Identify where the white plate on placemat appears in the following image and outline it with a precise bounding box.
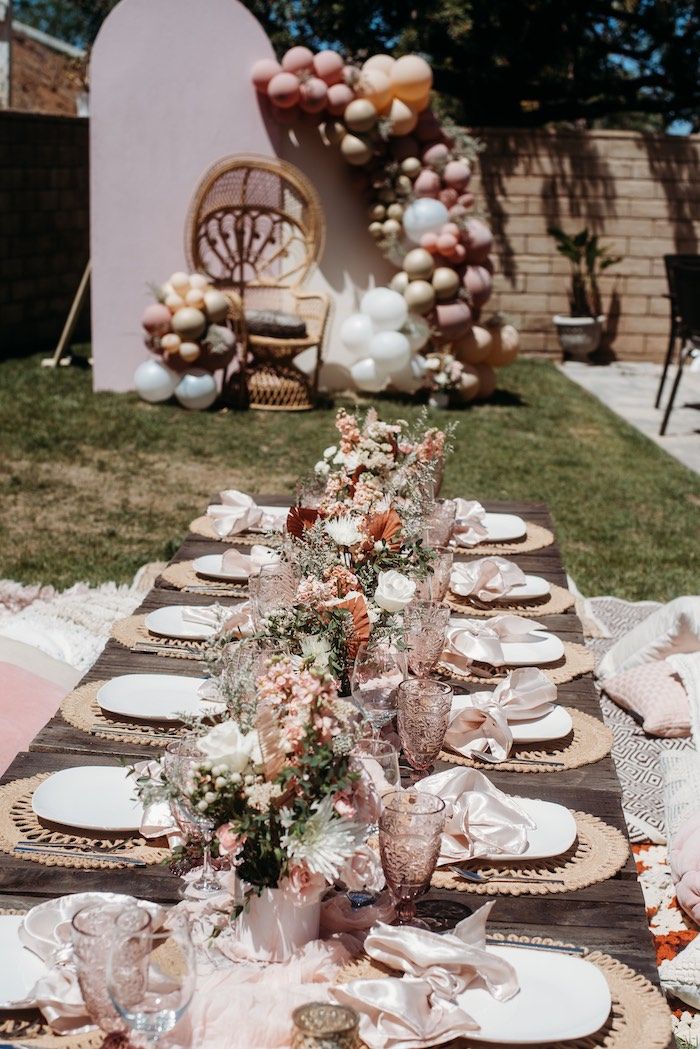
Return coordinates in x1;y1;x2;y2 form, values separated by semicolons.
461;943;611;1042
0;915;47;1009
450;696;573;744
32;767;143;832
97;674;217;722
450;621;565;667
451;574;551;603
481;513;527;543
193;554;250;582
144;606;219;641
468;798;577;862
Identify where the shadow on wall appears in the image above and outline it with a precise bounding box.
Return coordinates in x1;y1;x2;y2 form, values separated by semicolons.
477;129;618;284
641;133;700;254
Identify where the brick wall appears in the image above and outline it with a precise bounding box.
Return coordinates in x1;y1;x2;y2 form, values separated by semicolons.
472;127;700;360
0;110;89;356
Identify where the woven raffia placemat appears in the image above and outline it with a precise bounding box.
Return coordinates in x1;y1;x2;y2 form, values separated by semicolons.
431;810;629;896
437;641;594;686
61;680;188;748
445;581;575;617
0;773;169;869
158;559;249;597
189;515;278;545
111;615;208;661
338;934;672;1049
440;707;613;773
452;521;555;556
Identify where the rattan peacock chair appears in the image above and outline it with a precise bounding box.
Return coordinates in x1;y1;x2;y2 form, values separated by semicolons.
185;154;330;410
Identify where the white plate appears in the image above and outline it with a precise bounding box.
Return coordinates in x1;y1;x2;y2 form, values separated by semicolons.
461;943;611;1043
97;674;217;722
481;512;527;543
0;916;47;1009
193;554;250;582
32;767;143;832
465;797;577;862
452;574;551;602
450;621;565;667
451;695;573;742
144;606;219;641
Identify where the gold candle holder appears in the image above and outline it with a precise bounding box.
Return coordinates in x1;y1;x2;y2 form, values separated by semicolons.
291;1002;359;1049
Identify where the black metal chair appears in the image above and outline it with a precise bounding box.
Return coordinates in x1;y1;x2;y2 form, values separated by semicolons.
659;263;700;436
655;254;700;408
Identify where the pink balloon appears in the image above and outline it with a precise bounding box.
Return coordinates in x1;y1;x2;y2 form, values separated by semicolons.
449;204;468;220
463;217;494;263
422;142;450;166
268;71;301;109
439;188;459;207
458;192;475;208
251;58;282;94
443;222;461;237
326;82;355;116
435;300;472;340
141;303;172;336
420;232;439;252
415;109;442;143
312;49;345;85
443;159;471;190
299;76;328;113
414;168;442;197
281;46;314;74
437;233;458;254
452;243;467;262
463;265;493;306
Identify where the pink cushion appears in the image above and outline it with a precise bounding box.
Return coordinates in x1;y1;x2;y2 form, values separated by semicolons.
0;662;68;774
670;811;700;922
603;660;690;737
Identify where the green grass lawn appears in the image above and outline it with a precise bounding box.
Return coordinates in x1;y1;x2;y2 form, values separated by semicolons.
0;351;698;599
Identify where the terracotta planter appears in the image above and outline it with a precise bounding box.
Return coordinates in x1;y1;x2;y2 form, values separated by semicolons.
553;315;604;361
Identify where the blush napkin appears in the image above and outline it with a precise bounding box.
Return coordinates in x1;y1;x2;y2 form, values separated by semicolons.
450;557;527;602
220;544;280;578
442;614;541;670
206;490;286;538
451;499;490;548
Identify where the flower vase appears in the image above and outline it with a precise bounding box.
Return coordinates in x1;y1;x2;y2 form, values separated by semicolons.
233;887;321;962
428;391;450;410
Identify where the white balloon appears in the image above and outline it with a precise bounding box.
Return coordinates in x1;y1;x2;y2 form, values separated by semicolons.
389;353;429;394
350;357;387;393
367;330;411;373
403;314;431;352
360;287;408;332
403;198;450;244
340;312;374;359
174;370;218;410
133;358;179;403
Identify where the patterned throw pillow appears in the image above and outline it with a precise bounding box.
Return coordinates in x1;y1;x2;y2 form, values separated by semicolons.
603;660;690;737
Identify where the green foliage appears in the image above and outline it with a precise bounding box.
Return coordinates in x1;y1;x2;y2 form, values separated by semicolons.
548;227;622;317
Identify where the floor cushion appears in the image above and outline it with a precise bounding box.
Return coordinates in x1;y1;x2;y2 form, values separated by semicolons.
598;596;700;681
602;659;691;737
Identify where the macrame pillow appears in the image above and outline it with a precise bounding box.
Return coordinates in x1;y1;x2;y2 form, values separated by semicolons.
245;309;308;339
660;933;700;1008
602;660;690;737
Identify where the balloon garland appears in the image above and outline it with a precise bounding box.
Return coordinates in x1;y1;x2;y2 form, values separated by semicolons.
252;46;520;401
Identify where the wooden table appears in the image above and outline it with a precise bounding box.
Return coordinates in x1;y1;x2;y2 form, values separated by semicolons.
0;498;672;1044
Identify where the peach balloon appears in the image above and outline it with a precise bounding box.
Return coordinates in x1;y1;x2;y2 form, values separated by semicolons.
437;232;458;254
141;302;172;336
457;364;481;401
388;97;418;137
268;71;301;108
443;160;471;190
281;46;314;74
363;54;395;76
452;243;467;262
488;324;520;367
251;58;282;93
439;188;459;207
410;89;431;113
474;362;497;398
299;77;328;113
414;168;442;197
358;68;392;112
420;232;439;252
390;54;433;103
327;82;355;116
453;326;492;365
313;49;345;85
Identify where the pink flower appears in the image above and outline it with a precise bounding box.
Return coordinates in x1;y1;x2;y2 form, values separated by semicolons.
217;823;243;857
338;845;386;893
333;792;356;819
284;863;328;903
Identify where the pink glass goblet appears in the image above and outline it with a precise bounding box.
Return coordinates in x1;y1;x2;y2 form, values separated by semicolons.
397;677;453;772
379;790;446;926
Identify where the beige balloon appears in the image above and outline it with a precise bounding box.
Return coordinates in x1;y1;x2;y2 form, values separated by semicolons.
401;157;422;178
203;289;231;324
488;324;520;367
403;247;435;280
387;202;404;220
323;120;346;145
404;279;436;315
344;97;378;133
453;326;493;365
395;174;413;196
369;203;386;221
171;306;207;340
340;134;373;165
432;267;460;300
390;271;410;294
388;97;418;137
369;221;384;239
179;341;202;363
382;218;402;237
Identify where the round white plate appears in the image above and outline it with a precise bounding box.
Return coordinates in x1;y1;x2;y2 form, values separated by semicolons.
450;696;572;742
0;916;47;1009
470;797;577;862
193;554;249;582
452;574;551;602
97;674;217;722
481;512;527;543
32;767;143;832
144;606;219;641
460;943;611;1043
450;621;565;667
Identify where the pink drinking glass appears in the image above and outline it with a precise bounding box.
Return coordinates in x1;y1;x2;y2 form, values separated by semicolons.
397;677;453;771
403;601;451;676
379;790;446;926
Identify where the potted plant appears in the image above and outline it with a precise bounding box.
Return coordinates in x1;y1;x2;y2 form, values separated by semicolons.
548;227;621;360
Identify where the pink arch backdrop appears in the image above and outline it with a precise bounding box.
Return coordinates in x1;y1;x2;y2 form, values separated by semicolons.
90;0;393;391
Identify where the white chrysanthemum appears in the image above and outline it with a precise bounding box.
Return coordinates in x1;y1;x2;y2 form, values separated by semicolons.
281;796;366;881
325;516;364;547
300;634;332;673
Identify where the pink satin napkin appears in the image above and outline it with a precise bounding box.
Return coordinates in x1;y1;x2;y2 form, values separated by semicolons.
134;759;182;846
445;668;557;759
415;766;535;862
451;499;489;548
221;544;280;578
181;604;231;631
450;557;526;602
222;601;254;638
330;902;519;1049
17;892;162;1034
206;490;285;538
442;614;540;670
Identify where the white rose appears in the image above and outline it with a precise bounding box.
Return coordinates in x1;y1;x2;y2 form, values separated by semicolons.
197;721;262;773
314;460;330;477
374;570;417;612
